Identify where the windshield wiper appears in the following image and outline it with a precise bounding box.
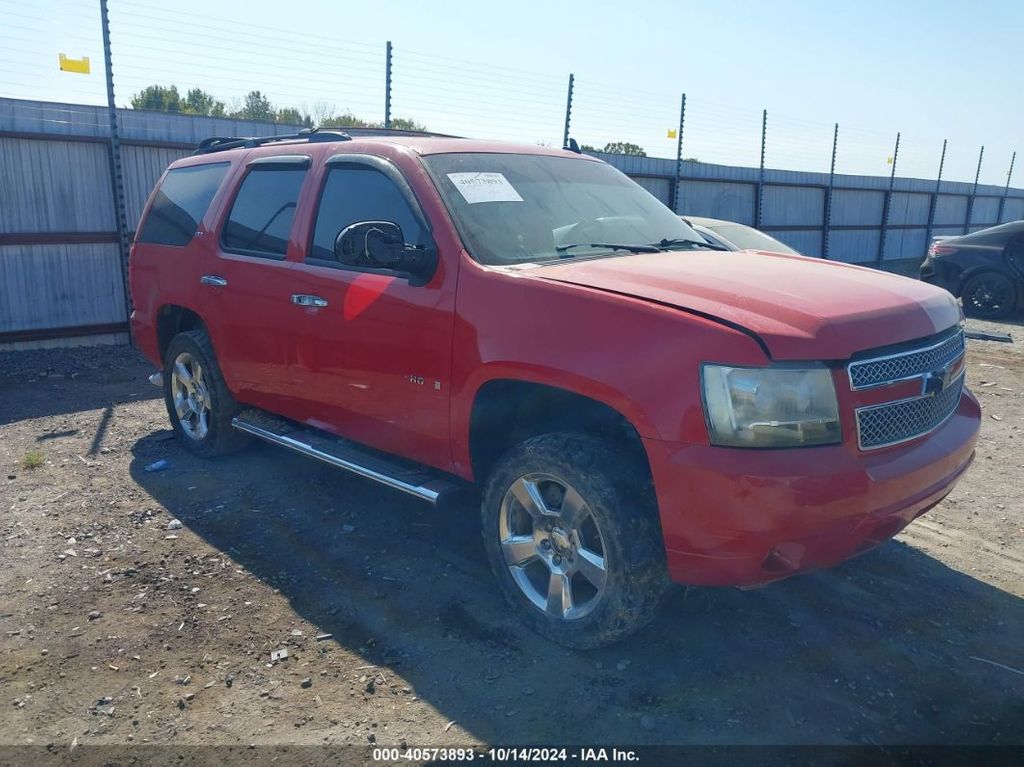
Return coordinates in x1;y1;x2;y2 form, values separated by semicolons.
555;242;662;256
655;237;727;251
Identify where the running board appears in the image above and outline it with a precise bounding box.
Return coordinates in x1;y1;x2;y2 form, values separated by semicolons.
231;411;460;505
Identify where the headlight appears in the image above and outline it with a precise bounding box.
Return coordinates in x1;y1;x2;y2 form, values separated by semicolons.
701;364;841;448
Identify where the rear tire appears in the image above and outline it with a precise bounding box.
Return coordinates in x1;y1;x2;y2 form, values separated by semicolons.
163;330;251;457
481;433;669;649
961;271;1016;319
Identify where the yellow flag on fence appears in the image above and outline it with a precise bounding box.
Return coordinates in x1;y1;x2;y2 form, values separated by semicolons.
59;54;90;74
667;129;678;139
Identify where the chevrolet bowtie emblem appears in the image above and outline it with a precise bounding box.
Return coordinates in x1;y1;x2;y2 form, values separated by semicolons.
922;354;965;396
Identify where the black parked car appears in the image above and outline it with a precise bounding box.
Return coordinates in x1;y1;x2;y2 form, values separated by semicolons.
921;221;1024;318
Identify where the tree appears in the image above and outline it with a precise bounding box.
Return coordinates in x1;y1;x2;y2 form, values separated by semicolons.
182;87;225;117
234;90;275;121
388;116;428;133
321;111;374;129
131;84;181;112
126;84;429;132
601;141;646;156
275;107;313;127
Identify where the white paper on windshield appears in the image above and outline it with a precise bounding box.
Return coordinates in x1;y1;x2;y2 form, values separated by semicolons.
447;172;523;204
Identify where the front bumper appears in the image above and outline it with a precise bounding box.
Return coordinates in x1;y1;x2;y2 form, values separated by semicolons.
920;257;964;296
643;389;980;587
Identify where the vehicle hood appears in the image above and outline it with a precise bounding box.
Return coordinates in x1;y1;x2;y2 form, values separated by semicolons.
536;250;961;360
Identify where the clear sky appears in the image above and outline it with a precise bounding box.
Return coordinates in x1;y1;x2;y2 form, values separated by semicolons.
2;0;1020;185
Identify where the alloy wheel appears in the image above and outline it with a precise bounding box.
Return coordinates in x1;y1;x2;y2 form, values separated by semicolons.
170;351;211;441
498;473;608;620
965;274;1013;317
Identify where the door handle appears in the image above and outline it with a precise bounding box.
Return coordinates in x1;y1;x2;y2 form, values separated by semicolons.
291;294;329;308
200;275;228;287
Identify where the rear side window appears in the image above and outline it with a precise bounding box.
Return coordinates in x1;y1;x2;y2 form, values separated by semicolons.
310;165;425;262
138;163;229;246
222;167;307;258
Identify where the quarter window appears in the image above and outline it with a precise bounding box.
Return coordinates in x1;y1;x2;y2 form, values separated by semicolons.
223;167;307;258
310;166;425;263
138;162;229;246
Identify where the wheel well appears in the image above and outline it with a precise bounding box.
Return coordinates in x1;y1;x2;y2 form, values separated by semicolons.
469;380;650;483
156;305;206;361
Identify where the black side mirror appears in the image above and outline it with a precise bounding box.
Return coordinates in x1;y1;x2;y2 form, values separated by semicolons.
334;221;437;282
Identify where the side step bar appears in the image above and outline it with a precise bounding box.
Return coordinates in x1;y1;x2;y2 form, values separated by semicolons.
231;411;460;505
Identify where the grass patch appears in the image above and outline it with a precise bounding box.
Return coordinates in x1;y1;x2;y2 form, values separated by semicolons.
22;451;45;470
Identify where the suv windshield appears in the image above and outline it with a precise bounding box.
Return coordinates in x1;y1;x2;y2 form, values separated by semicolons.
422;152;707;266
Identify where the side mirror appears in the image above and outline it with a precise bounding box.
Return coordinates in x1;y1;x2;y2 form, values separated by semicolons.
335;221;404;268
334;221;437;282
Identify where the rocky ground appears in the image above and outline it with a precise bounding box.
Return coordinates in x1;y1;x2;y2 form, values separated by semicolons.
0;320;1021;752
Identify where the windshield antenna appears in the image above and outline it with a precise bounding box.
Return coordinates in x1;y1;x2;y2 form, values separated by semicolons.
564;137;582;154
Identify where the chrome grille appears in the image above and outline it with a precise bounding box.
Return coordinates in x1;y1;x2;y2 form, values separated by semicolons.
848;330;965;390
855;373;964;449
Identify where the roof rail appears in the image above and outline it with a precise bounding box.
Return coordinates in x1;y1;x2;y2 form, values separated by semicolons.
192;128;353;155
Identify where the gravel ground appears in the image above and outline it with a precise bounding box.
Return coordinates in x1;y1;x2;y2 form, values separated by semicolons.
0;320;1021;751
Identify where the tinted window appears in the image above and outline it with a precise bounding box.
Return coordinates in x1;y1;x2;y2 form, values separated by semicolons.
223;167;307;257
310;166;425;262
138;163;229;246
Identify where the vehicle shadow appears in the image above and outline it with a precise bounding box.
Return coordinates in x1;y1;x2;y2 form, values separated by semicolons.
129;433;1023;746
0;358;160;427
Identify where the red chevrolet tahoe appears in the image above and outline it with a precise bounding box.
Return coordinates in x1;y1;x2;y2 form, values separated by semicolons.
130;130;980;648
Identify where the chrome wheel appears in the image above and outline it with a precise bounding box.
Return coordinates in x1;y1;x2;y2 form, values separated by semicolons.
170;351;211;441
498;473;608;621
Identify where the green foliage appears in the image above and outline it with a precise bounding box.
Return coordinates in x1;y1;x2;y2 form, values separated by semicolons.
237;90;275;121
388;116;429;132
577;142;647;156
275;107;313;128
22;451;44;469
183;88;225;117
320;111;374;129
131;84;182;112
601;141;647;156
128;84;428;132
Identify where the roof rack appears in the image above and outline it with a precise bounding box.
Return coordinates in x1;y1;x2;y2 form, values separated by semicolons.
192;128;353;155
193;126;463;155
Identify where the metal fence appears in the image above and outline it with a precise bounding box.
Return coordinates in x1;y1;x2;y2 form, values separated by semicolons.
3;95;1021;346
0;0;1021;344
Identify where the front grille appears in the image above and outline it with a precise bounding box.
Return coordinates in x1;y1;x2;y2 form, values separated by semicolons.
848;330;965;390
855;373;964;449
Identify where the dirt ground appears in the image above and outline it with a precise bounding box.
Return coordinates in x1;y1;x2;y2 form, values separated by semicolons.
0;320;1021;750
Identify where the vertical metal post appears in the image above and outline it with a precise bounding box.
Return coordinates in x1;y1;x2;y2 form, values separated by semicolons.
755;109;767;227
822;122;838;259
964;145;984;233
924;139;947;247
562;73;574;149
384;41;392;129
672;93;686;213
876;132;900;266
99;0;132;329
997;151;1016;224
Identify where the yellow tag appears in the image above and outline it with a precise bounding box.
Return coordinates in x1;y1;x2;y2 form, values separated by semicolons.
667;129;677;139
886;156;894;165
59;54;91;74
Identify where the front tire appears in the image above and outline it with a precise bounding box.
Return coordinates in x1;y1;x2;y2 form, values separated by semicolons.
961;271;1016;319
481;433;669;649
163;330;250;457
